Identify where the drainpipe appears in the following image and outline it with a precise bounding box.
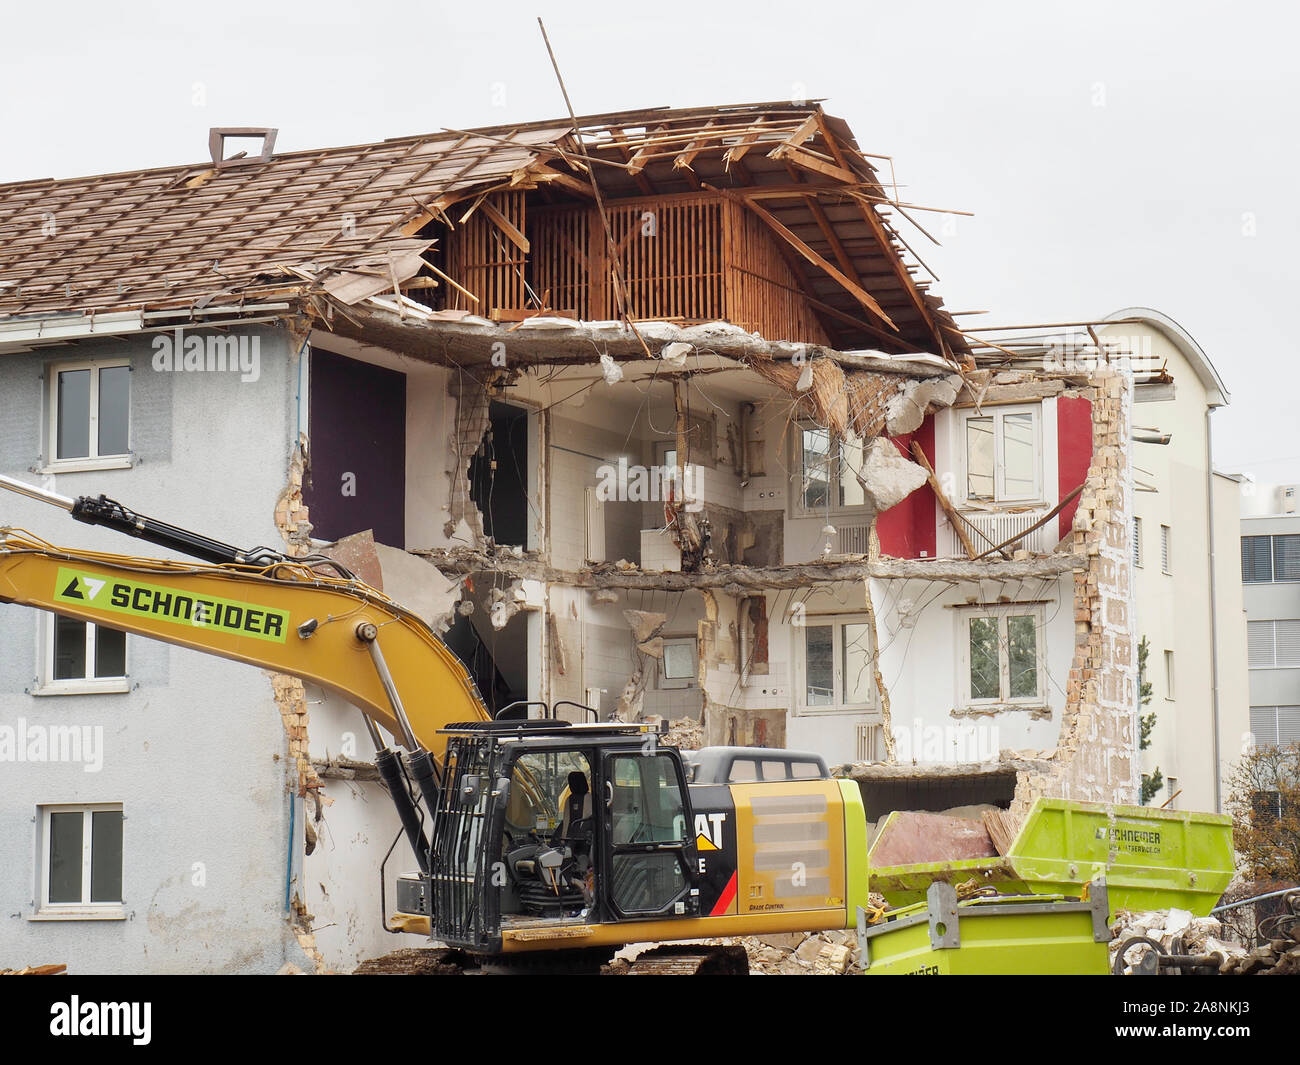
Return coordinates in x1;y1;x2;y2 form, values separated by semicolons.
1205;406;1223;813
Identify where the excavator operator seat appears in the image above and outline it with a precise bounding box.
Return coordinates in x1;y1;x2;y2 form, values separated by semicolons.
557;771;593;846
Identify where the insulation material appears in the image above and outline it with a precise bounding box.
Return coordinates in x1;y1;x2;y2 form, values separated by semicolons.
600;352;624;384
749;357;910;439
660;341;692;367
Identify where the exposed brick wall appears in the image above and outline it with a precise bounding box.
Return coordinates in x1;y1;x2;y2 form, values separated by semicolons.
1012;371;1139;815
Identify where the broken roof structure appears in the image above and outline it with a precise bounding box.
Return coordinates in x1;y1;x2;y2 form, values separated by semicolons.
0;102;968;363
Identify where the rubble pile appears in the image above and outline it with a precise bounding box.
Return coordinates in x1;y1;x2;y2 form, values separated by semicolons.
661;715;705;750
1219;909;1300;976
1110;908;1247;973
739;930;858;975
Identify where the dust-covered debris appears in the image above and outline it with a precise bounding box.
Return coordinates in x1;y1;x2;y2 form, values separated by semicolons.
1109;909;1247;974
661;715;705;750
625;930;864;975
353;948;467;975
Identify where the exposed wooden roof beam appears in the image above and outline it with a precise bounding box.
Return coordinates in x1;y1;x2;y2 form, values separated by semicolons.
705;182;895;329
608;127;656;195
813;115;949;358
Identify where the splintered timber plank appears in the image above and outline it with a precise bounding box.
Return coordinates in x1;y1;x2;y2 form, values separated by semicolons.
982;809;1020;857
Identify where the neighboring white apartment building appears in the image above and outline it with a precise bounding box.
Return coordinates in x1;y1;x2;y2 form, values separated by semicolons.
1097;309;1249;813
1240;482;1300;757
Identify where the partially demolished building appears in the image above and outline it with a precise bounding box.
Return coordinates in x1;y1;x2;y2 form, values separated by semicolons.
0;103;1155;970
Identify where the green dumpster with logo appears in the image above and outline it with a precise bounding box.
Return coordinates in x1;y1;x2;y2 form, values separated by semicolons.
856;799;1235;975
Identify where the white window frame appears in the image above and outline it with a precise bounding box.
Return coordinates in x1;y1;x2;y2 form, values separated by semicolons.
958;403;1044;507
44;358;133;473
1133;516;1143;568
790;424;873;519
656;636;698;691
34;613;129;696
31;803;125;921
956;603;1048;710
1160;524;1171;575
1164;649;1175;701
792;613;880;716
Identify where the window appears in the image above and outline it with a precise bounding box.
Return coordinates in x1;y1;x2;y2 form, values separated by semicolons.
1134;516;1143;568
793;426;871;516
38;614;128;695
657;637;698;690
1160;524;1171;574
35;804;124;918
1250;706;1300;747
958;605;1045;707
1247;621;1300;669
794;615;877;714
1164;650;1175;700
1241;535;1271;582
607;754;690;916
961;405;1041;505
46;359;132;471
1241;534;1300;583
1276;536;1300;581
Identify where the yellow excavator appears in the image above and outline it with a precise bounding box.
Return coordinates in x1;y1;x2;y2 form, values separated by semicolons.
0;475;1235;974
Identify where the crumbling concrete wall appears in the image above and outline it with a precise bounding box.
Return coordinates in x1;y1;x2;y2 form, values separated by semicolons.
1012;371;1139;814
445;370;491;545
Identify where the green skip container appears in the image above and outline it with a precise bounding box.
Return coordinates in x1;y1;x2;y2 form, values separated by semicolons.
867;797;1235;918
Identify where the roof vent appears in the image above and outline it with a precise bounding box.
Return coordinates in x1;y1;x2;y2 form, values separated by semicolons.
208;127;278;167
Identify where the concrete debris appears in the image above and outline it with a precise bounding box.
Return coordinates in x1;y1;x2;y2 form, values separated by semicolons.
353;949;464;975
795;361;814;392
857;438;928;512
615;670;645;718
661;715;705;750
1110;909;1249;974
636;636;665;658
623;609;666;643
714;930;864;975
592;588;620;604
373;542;460;633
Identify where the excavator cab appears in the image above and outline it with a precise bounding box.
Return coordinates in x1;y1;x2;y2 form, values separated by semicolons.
413;720;701;954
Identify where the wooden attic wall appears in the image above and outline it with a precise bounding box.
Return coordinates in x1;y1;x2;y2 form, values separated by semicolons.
442;190;528;313
441;190;829;345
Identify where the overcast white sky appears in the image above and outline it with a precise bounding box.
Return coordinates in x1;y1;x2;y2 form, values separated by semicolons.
3;1;1295;485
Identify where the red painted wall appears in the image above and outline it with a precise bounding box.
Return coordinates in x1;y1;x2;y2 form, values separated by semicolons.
1056;395;1093;541
876;415;937;559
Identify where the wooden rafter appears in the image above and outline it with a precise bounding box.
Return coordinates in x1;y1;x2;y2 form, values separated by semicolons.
608;127;656;195
479;198;530;254
673;118;716;172
526;162;598;199
813;114;949;358
705;182;894;329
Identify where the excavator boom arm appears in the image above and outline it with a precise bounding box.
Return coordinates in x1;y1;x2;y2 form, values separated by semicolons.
0;529;488;757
